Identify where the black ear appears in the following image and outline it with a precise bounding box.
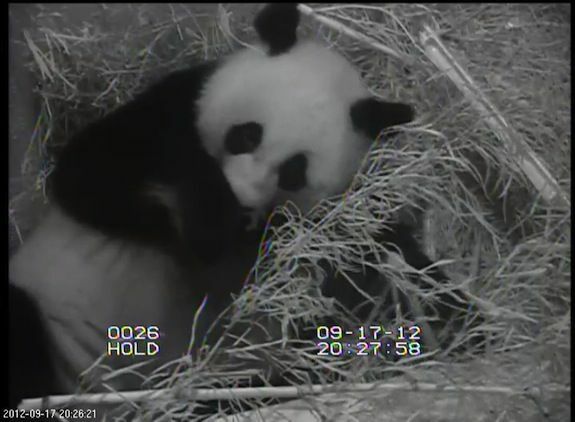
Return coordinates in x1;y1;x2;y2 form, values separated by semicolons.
254;3;300;56
350;98;415;140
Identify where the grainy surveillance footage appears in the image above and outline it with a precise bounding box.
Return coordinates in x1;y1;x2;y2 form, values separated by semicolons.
8;3;571;421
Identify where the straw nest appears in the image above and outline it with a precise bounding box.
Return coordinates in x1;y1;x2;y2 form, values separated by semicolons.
10;4;570;421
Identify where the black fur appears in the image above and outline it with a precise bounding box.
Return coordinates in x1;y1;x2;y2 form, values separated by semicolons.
278;152;308;192
321;223;451;321
254;3;300;56
49;63;249;269
350;98;415;140
224;122;263;155
319;222;481;351
9;284;59;410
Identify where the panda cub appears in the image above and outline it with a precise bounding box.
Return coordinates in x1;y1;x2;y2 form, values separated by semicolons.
10;3;475;412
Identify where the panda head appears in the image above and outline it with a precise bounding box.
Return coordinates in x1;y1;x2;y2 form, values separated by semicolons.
46;4;416;264
197;4;415;214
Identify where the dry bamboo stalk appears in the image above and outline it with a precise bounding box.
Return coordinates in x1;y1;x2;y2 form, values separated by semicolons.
420;25;570;209
18;381;570;410
297;4;412;64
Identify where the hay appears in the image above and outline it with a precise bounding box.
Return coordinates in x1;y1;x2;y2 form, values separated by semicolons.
11;3;570;421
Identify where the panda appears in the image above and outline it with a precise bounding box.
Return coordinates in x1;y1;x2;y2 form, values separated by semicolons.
9;3;478;415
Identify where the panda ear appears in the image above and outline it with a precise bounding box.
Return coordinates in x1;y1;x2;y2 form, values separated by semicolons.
350;98;415;140
254;3;300;56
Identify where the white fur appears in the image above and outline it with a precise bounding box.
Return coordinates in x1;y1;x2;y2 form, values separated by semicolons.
197;41;372;213
223;154;278;208
9;207;252;392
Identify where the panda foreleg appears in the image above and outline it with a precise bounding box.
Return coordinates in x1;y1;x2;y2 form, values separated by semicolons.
9;283;60;409
377;222;484;351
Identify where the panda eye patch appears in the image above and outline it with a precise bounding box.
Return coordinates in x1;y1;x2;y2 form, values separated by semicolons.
224;122;263;155
278;153;308;192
